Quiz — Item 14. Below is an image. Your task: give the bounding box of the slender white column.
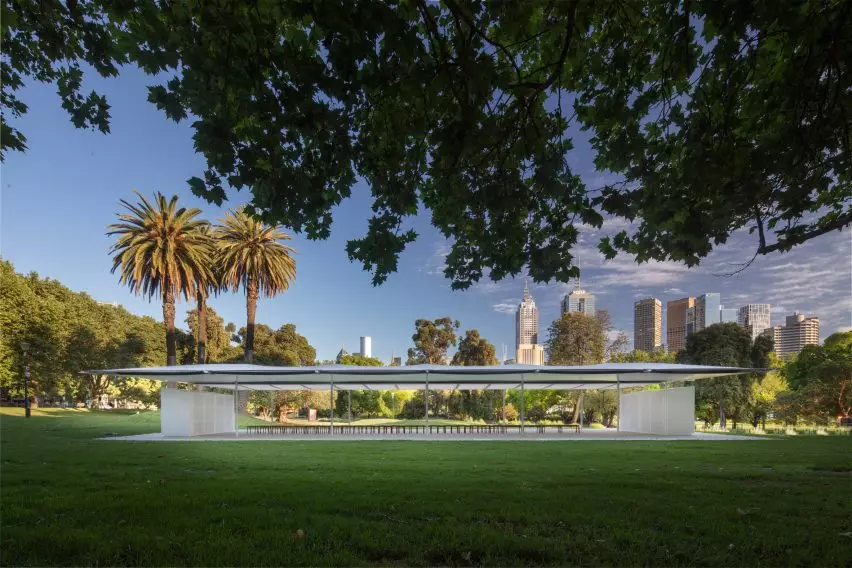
[616,375,621,432]
[234,376,239,438]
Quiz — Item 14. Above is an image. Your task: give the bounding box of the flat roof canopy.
[83,363,757,391]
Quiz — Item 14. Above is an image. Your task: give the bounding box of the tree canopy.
[338,354,383,367]
[185,306,241,363]
[230,323,316,366]
[0,260,168,404]
[546,312,606,365]
[677,322,774,428]
[783,332,851,420]
[451,329,498,366]
[406,317,459,364]
[5,1,849,288]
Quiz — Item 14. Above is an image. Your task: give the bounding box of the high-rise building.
[739,304,772,341]
[720,307,738,323]
[516,281,538,350]
[666,296,695,353]
[634,298,662,353]
[360,336,372,358]
[694,293,721,333]
[773,313,820,358]
[391,356,402,366]
[516,343,545,365]
[561,281,596,316]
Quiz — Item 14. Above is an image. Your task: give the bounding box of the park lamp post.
[20,342,31,418]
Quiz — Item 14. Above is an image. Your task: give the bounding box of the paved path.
[101,431,768,442]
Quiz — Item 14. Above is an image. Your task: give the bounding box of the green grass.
[2,409,850,566]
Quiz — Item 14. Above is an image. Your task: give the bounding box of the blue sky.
[2,67,849,362]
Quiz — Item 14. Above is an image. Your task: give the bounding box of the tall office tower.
[739,304,772,341]
[360,336,372,358]
[516,344,545,365]
[634,298,662,353]
[560,280,596,316]
[666,296,696,353]
[773,313,820,358]
[693,293,721,333]
[516,281,538,350]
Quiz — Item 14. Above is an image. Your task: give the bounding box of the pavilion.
[85,362,757,438]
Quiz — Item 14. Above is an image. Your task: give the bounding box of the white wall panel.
[161,389,235,437]
[619,386,694,435]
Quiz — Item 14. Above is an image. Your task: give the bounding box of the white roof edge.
[80,362,762,383]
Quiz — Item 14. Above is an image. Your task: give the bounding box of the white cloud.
[664,287,684,295]
[836,326,852,334]
[492,303,517,315]
[420,240,451,276]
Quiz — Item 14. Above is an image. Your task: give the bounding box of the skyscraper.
[666,296,695,353]
[739,304,772,341]
[516,281,538,350]
[634,298,662,353]
[561,280,596,316]
[693,293,721,333]
[360,336,372,358]
[773,313,820,358]
[516,344,545,365]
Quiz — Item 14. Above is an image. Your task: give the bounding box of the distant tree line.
[0,261,314,408]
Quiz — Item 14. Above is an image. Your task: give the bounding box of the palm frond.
[215,208,297,297]
[107,191,214,301]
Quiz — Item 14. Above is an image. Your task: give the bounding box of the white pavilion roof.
[82,363,756,391]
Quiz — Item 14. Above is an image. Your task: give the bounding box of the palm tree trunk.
[197,292,207,364]
[245,279,258,363]
[163,286,177,388]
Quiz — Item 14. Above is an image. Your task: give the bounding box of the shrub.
[502,403,519,422]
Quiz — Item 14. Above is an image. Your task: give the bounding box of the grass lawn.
[2,409,850,566]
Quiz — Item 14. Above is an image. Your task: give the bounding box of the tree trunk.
[163,286,177,388]
[719,400,726,430]
[245,279,258,364]
[572,392,584,423]
[197,292,207,364]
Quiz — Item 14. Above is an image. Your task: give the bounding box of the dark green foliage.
[546,312,606,365]
[338,354,383,367]
[5,1,848,287]
[678,323,773,428]
[783,332,852,420]
[0,260,168,403]
[1,0,121,158]
[450,329,498,366]
[185,306,241,363]
[229,323,315,366]
[611,349,676,363]
[406,317,459,364]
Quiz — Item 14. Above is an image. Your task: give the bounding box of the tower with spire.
[515,281,544,364]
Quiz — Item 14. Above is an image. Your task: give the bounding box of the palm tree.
[194,225,220,365]
[108,191,214,366]
[216,209,296,363]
